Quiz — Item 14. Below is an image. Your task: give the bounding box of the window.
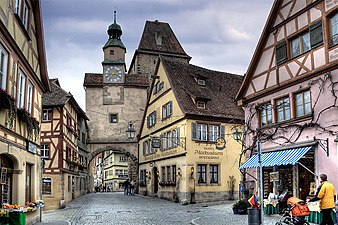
[140,169,146,183]
[147,111,157,128]
[15,0,30,31]
[172,128,180,147]
[17,70,26,109]
[41,144,50,159]
[42,178,51,195]
[110,50,114,55]
[161,166,165,181]
[66,114,72,126]
[120,156,128,162]
[166,166,171,182]
[22,1,29,29]
[0,44,8,90]
[276,97,291,122]
[26,81,33,114]
[197,79,206,86]
[192,123,224,142]
[291,32,311,58]
[162,101,172,119]
[295,90,311,117]
[143,141,149,155]
[291,22,323,58]
[196,101,206,109]
[115,169,123,175]
[15,0,21,15]
[66,146,71,160]
[68,176,71,192]
[329,13,338,46]
[197,164,207,183]
[260,102,272,126]
[25,164,32,202]
[209,125,219,142]
[276,41,287,65]
[210,165,219,183]
[42,109,52,121]
[110,114,118,123]
[167,131,172,148]
[172,165,176,183]
[161,133,167,150]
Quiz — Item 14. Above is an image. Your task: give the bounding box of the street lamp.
[232,129,242,142]
[126,121,136,139]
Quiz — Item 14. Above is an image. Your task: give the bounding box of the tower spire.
[114,8,117,23]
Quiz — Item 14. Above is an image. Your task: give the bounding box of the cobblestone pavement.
[35,192,315,225]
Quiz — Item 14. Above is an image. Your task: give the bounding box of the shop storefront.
[0,155,13,205]
[240,145,316,212]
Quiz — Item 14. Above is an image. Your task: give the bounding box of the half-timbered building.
[41,79,88,210]
[236,0,338,201]
[0,0,50,223]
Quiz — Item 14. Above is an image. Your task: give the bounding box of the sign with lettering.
[151,138,161,148]
[194,149,223,160]
[27,141,37,154]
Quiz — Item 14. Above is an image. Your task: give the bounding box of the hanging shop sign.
[215,138,226,150]
[27,141,37,154]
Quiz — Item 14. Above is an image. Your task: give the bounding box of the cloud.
[42,0,274,110]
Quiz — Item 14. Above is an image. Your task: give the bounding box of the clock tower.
[102,11,126,83]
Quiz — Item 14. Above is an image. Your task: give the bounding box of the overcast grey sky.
[41,0,274,110]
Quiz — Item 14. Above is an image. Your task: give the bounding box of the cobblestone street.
[34,192,310,225]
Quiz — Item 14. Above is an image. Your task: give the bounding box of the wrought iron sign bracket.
[315,137,329,157]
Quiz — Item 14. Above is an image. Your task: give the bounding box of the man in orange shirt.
[308,174,336,225]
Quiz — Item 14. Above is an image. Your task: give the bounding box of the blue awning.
[239,146,312,170]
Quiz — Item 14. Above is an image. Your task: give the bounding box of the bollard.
[248,208,261,225]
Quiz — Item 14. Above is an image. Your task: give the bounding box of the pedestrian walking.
[130,180,135,195]
[123,179,130,195]
[308,174,336,225]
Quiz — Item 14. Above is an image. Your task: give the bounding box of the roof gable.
[137,20,190,57]
[236,0,324,103]
[161,57,244,120]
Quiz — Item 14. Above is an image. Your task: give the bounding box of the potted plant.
[232,199,248,214]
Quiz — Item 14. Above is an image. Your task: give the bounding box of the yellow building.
[0,0,50,224]
[102,151,128,192]
[138,57,244,203]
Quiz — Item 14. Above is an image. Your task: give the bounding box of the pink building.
[236,0,338,200]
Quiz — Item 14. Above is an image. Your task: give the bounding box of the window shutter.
[276,40,287,65]
[154,111,157,125]
[220,125,225,139]
[192,122,197,140]
[160,134,163,151]
[310,22,323,48]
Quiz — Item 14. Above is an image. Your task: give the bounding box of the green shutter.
[276,40,287,65]
[192,123,197,140]
[310,22,323,48]
[220,125,225,139]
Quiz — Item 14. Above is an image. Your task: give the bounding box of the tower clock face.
[104,66,124,83]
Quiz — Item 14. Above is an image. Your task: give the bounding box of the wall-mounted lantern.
[126,121,136,139]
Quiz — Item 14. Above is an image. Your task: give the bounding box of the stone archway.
[87,145,139,193]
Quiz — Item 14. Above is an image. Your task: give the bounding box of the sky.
[41,0,274,110]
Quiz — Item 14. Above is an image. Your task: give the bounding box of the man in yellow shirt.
[309,174,336,225]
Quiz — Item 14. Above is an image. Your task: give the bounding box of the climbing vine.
[239,72,338,163]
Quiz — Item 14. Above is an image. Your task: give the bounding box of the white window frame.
[209,125,219,142]
[197,79,205,86]
[42,178,52,195]
[17,70,26,109]
[197,124,208,141]
[0,44,8,90]
[167,131,172,148]
[42,109,52,121]
[196,101,206,109]
[15,0,21,15]
[23,0,29,29]
[41,144,50,159]
[27,81,33,114]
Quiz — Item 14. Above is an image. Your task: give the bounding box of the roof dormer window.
[197,79,206,86]
[196,101,206,109]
